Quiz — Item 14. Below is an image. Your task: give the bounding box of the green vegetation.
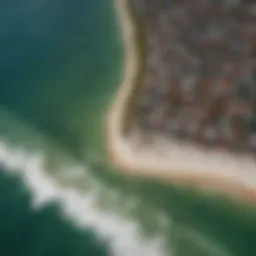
[122,0,148,134]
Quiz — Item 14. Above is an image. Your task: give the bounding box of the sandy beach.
[107,0,256,204]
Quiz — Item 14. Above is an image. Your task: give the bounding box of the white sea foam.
[0,140,170,256]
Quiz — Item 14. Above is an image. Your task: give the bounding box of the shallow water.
[0,1,256,256]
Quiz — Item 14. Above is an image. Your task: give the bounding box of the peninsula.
[107,0,256,203]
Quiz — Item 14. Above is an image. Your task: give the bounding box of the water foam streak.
[0,141,169,256]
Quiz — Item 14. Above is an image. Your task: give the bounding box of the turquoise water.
[1,1,256,255]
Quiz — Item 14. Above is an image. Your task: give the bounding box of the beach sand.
[107,0,256,204]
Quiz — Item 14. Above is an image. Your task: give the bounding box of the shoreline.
[107,0,256,204]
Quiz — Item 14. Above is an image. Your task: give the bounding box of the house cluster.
[135,0,256,152]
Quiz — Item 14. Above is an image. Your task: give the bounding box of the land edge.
[106,0,256,205]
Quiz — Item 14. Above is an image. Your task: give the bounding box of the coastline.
[107,0,256,204]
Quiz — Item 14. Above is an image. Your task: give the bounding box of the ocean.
[0,1,256,256]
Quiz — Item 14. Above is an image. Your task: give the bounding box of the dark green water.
[0,170,109,256]
[0,1,256,255]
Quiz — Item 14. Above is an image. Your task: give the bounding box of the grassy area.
[121,1,148,134]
